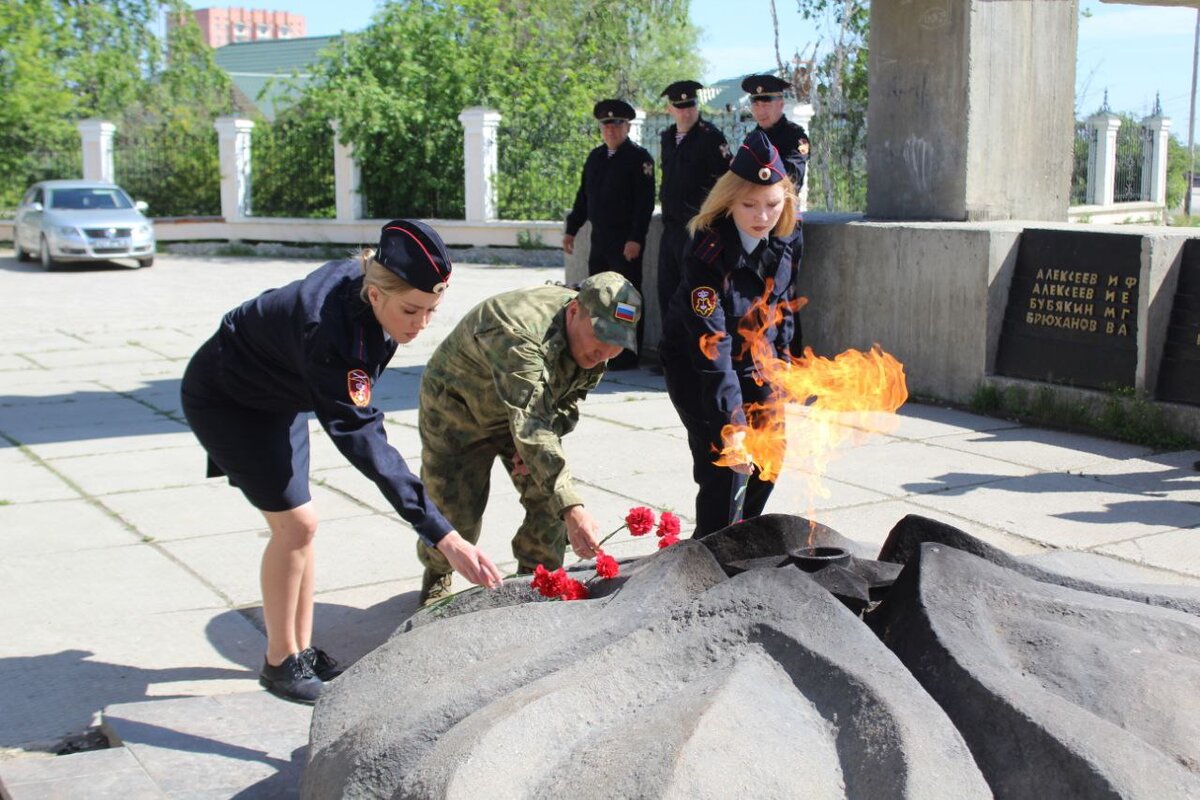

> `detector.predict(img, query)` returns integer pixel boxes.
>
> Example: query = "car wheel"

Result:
[14,236,30,262]
[137,256,154,268]
[39,236,57,271]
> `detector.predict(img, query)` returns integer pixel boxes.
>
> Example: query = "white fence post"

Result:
[1085,110,1121,207]
[213,117,255,220]
[330,120,362,221]
[789,102,815,212]
[77,120,116,183]
[1141,112,1171,207]
[458,107,501,223]
[629,108,646,146]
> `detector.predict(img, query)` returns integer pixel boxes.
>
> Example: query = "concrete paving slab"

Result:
[0,498,138,556]
[1024,548,1200,588]
[0,396,165,439]
[564,418,693,481]
[0,355,34,371]
[100,483,375,543]
[25,345,171,371]
[1075,449,1200,503]
[45,446,208,496]
[819,438,1038,498]
[0,331,89,355]
[584,468,697,520]
[103,692,309,800]
[810,499,1052,557]
[1095,526,1200,579]
[0,609,261,749]
[160,515,424,606]
[581,394,683,430]
[926,427,1153,472]
[770,468,895,516]
[0,747,165,800]
[26,425,192,460]
[908,471,1200,549]
[0,450,79,503]
[854,404,1024,441]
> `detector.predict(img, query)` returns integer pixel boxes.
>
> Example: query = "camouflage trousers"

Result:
[416,431,567,577]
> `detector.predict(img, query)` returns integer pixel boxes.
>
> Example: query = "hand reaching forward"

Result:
[435,531,503,589]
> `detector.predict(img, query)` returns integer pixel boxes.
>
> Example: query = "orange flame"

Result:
[711,280,908,502]
[698,332,726,360]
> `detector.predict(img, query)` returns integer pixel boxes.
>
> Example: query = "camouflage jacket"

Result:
[420,284,605,515]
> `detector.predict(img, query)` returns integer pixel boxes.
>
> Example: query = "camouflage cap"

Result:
[576,272,642,353]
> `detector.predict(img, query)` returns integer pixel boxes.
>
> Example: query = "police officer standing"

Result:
[741,74,810,190]
[657,80,731,322]
[563,99,655,370]
[660,131,803,536]
[415,273,644,605]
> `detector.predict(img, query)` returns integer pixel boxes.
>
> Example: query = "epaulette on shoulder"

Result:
[694,230,723,264]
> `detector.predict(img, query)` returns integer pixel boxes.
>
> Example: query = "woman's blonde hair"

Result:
[358,247,415,302]
[687,171,798,238]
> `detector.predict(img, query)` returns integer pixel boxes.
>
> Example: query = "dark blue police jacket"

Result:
[214,258,453,545]
[660,217,802,439]
[564,138,656,247]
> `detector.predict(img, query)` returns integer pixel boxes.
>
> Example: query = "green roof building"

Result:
[212,34,342,120]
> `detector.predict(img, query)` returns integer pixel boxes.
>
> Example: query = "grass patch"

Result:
[968,382,1197,450]
[1169,213,1200,228]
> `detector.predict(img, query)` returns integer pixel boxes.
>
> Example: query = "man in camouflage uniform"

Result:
[416,272,643,605]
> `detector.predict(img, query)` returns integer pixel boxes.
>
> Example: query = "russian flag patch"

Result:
[614,302,637,323]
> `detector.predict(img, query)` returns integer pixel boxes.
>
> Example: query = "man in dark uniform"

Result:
[657,79,731,322]
[563,99,655,370]
[741,73,810,190]
[742,73,810,356]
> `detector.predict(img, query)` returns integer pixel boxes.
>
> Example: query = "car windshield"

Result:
[49,188,133,211]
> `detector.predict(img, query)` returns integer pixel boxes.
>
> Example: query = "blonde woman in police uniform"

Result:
[181,220,503,704]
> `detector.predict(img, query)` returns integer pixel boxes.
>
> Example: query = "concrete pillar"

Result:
[629,108,646,146]
[330,120,362,221]
[77,120,115,183]
[457,107,501,223]
[213,117,255,220]
[1085,111,1121,207]
[789,102,814,211]
[1141,114,1171,206]
[866,1,1077,221]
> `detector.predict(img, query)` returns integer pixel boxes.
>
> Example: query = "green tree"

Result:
[0,0,231,213]
[301,0,699,220]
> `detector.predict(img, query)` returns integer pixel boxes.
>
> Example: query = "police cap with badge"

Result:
[375,219,452,294]
[730,130,787,185]
[661,80,704,109]
[576,271,642,353]
[741,73,790,102]
[593,99,636,125]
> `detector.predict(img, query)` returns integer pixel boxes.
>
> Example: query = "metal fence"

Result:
[1113,119,1144,203]
[496,115,595,221]
[360,131,465,220]
[250,117,335,218]
[114,127,221,217]
[1071,121,1090,206]
[0,141,83,214]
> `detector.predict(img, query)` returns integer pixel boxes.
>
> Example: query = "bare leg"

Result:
[295,544,315,652]
[260,502,318,666]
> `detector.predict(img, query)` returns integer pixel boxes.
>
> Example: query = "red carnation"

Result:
[657,533,680,549]
[595,550,620,579]
[560,578,590,601]
[531,564,561,598]
[656,512,681,538]
[625,506,656,536]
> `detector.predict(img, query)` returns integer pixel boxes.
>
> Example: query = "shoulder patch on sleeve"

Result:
[691,286,718,317]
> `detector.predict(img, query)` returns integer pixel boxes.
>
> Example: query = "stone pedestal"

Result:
[866,0,1077,221]
[458,107,501,223]
[213,117,255,221]
[77,120,115,183]
[1085,111,1122,207]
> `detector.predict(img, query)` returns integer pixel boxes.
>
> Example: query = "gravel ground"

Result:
[162,240,564,268]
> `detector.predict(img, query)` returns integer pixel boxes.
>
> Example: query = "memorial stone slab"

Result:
[995,230,1141,389]
[1156,238,1200,406]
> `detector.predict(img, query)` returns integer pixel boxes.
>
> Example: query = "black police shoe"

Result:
[259,652,322,705]
[301,646,344,682]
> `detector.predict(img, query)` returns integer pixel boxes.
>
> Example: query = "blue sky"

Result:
[237,0,1197,135]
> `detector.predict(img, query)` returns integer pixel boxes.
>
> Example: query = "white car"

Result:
[13,180,156,269]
